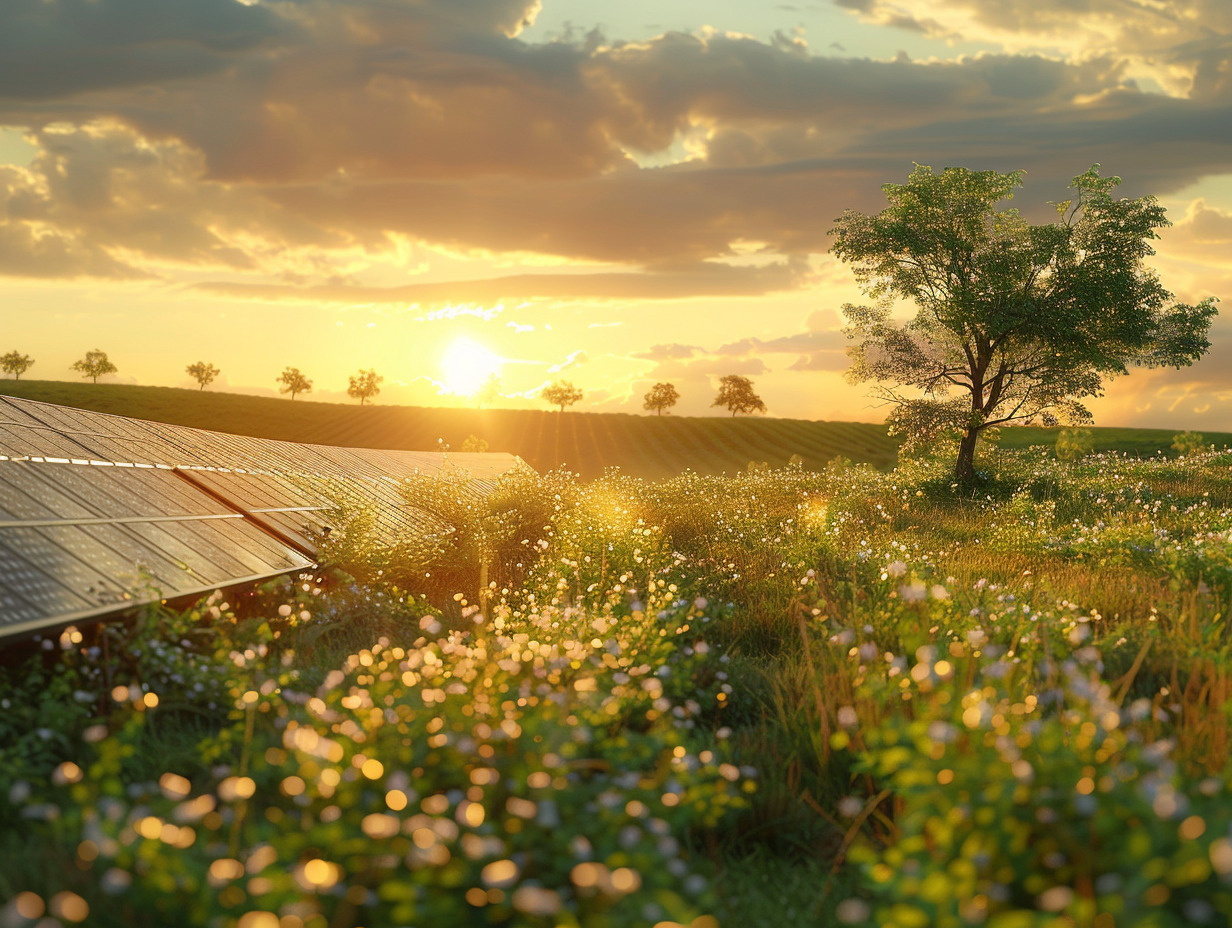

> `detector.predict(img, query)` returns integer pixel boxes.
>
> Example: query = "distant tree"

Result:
[348,368,383,405]
[541,380,583,413]
[1172,430,1206,457]
[460,434,490,453]
[831,163,1218,484]
[712,374,766,417]
[277,366,313,400]
[71,349,117,384]
[1,351,33,380]
[476,374,501,409]
[186,361,220,391]
[643,382,679,416]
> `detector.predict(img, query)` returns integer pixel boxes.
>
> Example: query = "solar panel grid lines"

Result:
[0,397,526,639]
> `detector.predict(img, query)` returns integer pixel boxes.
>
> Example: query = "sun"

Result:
[440,338,502,396]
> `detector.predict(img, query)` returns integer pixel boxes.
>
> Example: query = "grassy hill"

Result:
[2,380,1227,479]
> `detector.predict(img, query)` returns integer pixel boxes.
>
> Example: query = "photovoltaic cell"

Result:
[0,396,525,638]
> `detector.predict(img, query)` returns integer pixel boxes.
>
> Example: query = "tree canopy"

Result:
[830,164,1218,482]
[643,382,680,416]
[277,367,313,400]
[542,380,583,413]
[712,375,765,417]
[0,351,33,380]
[71,349,117,384]
[347,368,383,405]
[186,361,220,391]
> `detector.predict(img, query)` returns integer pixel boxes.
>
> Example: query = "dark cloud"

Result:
[0,0,284,100]
[0,0,1230,296]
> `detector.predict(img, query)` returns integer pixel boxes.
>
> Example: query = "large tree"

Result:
[831,164,1218,483]
[712,374,766,417]
[71,349,117,384]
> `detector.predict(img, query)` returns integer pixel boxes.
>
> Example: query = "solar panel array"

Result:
[0,396,525,638]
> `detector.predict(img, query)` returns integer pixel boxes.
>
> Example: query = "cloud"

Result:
[198,258,813,302]
[547,349,588,373]
[1,0,1231,299]
[634,343,702,361]
[0,0,284,101]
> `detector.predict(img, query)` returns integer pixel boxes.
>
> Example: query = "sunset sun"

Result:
[440,338,502,395]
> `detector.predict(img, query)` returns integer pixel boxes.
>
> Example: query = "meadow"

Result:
[5,380,1228,479]
[4,437,1232,927]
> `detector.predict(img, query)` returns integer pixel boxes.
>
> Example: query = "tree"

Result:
[643,382,680,416]
[831,164,1218,484]
[541,380,583,413]
[186,361,220,391]
[476,374,501,410]
[1,351,33,380]
[71,349,117,384]
[277,367,313,400]
[712,374,766,417]
[347,368,383,405]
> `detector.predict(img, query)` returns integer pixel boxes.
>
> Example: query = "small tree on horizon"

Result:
[476,373,501,410]
[541,380,583,413]
[277,366,313,400]
[712,374,766,417]
[643,382,680,416]
[1,351,33,380]
[348,368,383,405]
[831,163,1218,484]
[71,349,117,384]
[186,361,220,391]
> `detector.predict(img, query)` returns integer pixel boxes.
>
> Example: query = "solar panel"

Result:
[0,397,526,638]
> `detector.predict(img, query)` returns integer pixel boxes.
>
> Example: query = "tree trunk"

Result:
[954,428,980,485]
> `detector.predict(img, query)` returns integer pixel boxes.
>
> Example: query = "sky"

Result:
[1,0,1231,428]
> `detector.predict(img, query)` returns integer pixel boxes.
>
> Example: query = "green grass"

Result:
[0,379,897,478]
[5,380,1228,480]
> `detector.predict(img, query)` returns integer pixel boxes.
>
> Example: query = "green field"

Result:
[6,447,1232,927]
[3,380,1227,477]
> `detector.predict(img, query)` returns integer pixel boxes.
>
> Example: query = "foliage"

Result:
[71,349,117,384]
[0,350,33,380]
[185,361,220,391]
[347,368,383,405]
[644,382,680,416]
[711,375,765,417]
[460,434,490,453]
[831,164,1219,483]
[1054,427,1094,462]
[7,444,1232,927]
[1172,430,1206,457]
[541,380,583,413]
[1,588,749,928]
[276,366,313,400]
